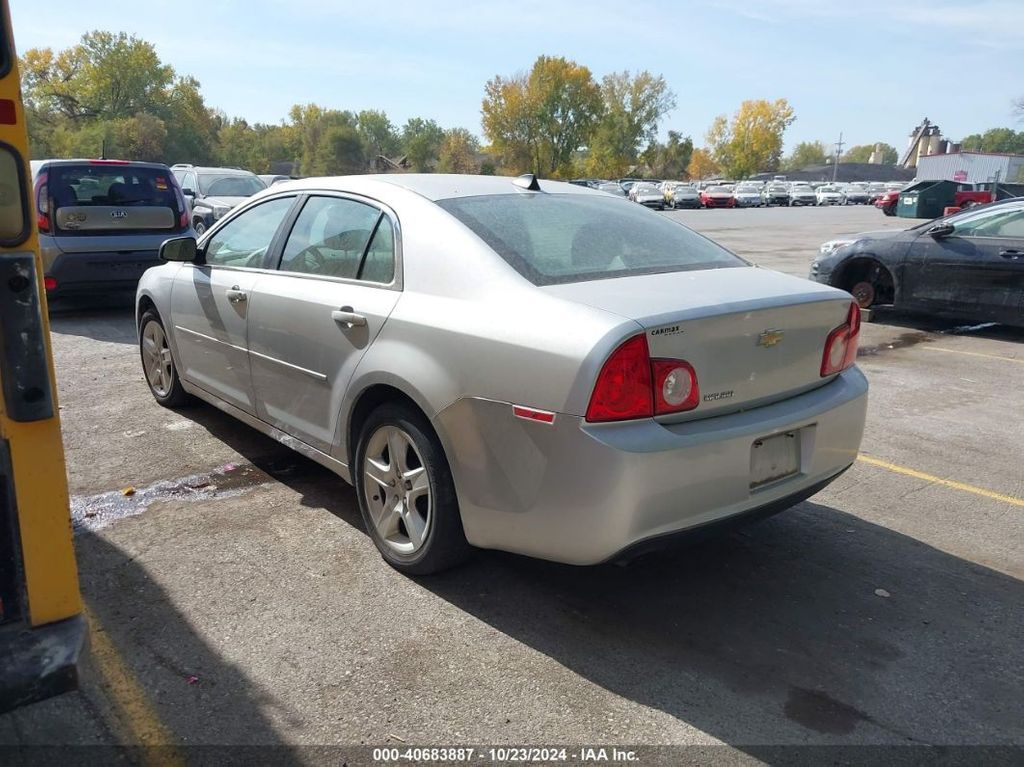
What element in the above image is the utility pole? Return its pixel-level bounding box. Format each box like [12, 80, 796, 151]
[832, 131, 844, 183]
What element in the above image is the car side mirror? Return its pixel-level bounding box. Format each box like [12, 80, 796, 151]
[160, 236, 198, 263]
[928, 223, 955, 239]
[181, 188, 195, 198]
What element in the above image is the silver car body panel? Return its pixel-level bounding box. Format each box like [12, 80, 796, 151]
[137, 174, 868, 564]
[436, 367, 866, 564]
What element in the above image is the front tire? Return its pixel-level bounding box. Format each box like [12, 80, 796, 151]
[193, 219, 207, 235]
[354, 402, 471, 575]
[139, 310, 191, 408]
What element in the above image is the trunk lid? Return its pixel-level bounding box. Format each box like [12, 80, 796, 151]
[543, 267, 854, 421]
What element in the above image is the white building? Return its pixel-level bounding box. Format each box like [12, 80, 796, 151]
[915, 152, 1024, 185]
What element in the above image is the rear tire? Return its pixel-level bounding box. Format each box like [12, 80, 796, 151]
[354, 402, 471, 575]
[139, 310, 191, 408]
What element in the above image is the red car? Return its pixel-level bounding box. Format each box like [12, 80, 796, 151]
[874, 190, 900, 216]
[700, 185, 736, 208]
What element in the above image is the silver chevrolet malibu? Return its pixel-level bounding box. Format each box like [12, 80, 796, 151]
[136, 174, 868, 574]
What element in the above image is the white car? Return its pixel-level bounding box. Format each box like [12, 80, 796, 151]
[816, 186, 845, 206]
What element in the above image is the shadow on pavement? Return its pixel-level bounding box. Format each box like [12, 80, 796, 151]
[74, 528, 297, 751]
[48, 297, 137, 346]
[415, 502, 1023, 751]
[867, 310, 1024, 344]
[102, 398, 1024, 754]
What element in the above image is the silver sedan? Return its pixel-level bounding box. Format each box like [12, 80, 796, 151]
[137, 174, 868, 574]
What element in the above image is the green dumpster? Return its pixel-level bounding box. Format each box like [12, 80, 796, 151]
[897, 180, 959, 219]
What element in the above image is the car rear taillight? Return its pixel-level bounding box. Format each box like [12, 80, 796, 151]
[652, 359, 699, 415]
[820, 301, 861, 377]
[169, 174, 189, 228]
[586, 335, 700, 422]
[43, 276, 57, 292]
[33, 171, 50, 233]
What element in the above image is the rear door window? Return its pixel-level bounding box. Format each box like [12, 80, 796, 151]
[278, 196, 382, 279]
[49, 164, 182, 235]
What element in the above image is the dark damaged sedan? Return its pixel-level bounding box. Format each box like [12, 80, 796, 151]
[810, 198, 1024, 327]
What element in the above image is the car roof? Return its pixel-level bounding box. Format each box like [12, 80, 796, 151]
[267, 173, 604, 202]
[186, 166, 259, 175]
[31, 158, 170, 169]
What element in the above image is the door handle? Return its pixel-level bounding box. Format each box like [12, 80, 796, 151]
[225, 286, 248, 303]
[332, 308, 367, 328]
[999, 250, 1022, 259]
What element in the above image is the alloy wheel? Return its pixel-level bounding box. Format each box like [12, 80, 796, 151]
[361, 425, 432, 555]
[141, 320, 174, 397]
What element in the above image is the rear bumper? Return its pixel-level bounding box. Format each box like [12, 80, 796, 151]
[44, 250, 163, 297]
[436, 367, 868, 565]
[0, 615, 86, 714]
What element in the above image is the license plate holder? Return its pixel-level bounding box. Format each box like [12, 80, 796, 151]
[750, 430, 801, 488]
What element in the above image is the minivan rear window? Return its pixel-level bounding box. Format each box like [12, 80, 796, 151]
[48, 164, 183, 235]
[438, 193, 747, 286]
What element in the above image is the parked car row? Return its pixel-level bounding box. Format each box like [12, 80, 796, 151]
[577, 177, 910, 209]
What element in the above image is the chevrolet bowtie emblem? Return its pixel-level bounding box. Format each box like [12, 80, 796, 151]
[757, 329, 785, 347]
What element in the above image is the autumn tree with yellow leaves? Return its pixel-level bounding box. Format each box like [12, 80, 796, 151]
[482, 56, 604, 177]
[706, 99, 796, 179]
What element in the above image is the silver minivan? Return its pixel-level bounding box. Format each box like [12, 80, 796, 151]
[30, 159, 194, 299]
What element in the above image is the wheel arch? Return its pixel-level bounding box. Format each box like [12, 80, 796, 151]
[342, 374, 454, 471]
[830, 255, 898, 305]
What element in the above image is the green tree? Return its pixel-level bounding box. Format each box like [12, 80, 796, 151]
[289, 104, 362, 175]
[401, 117, 445, 172]
[163, 76, 217, 164]
[437, 128, 480, 174]
[116, 113, 167, 161]
[784, 140, 829, 170]
[959, 128, 1024, 154]
[585, 71, 675, 177]
[706, 98, 796, 178]
[357, 110, 401, 158]
[641, 131, 693, 178]
[21, 32, 172, 121]
[317, 125, 367, 175]
[843, 142, 897, 164]
[483, 56, 604, 176]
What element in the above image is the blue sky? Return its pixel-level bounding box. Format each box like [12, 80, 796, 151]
[11, 0, 1024, 154]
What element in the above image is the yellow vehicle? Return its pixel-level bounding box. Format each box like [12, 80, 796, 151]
[0, 0, 84, 712]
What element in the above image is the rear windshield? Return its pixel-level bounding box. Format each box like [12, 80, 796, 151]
[437, 193, 747, 286]
[49, 164, 182, 233]
[197, 173, 265, 197]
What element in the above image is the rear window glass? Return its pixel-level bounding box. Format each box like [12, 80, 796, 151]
[50, 165, 179, 210]
[438, 193, 747, 286]
[48, 164, 182, 234]
[197, 174, 266, 197]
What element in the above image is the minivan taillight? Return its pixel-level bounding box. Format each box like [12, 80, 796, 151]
[33, 171, 50, 233]
[820, 301, 861, 377]
[169, 173, 189, 229]
[586, 334, 701, 422]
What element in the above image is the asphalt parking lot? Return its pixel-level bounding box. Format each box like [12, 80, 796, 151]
[2, 205, 1022, 761]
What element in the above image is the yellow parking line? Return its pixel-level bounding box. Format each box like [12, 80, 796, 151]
[857, 455, 1024, 508]
[921, 346, 1024, 365]
[85, 605, 184, 765]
